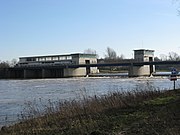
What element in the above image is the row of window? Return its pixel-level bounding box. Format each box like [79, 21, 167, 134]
[26, 56, 72, 62]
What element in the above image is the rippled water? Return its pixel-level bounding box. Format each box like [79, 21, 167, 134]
[0, 77, 179, 127]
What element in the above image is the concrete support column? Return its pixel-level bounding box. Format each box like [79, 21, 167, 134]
[128, 65, 155, 77]
[23, 69, 27, 79]
[42, 69, 45, 78]
[64, 68, 86, 77]
[42, 69, 49, 78]
[128, 63, 134, 77]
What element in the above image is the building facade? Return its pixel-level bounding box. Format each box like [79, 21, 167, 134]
[17, 53, 99, 78]
[129, 49, 155, 77]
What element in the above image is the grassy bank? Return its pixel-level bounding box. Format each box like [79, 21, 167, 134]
[0, 89, 180, 135]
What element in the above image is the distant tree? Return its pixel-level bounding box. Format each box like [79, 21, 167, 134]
[117, 54, 125, 60]
[104, 47, 117, 60]
[10, 59, 18, 67]
[0, 59, 18, 68]
[84, 48, 96, 54]
[168, 52, 180, 61]
[103, 47, 126, 71]
[0, 61, 10, 68]
[154, 56, 161, 61]
[174, 0, 180, 14]
[84, 48, 99, 58]
[159, 54, 168, 61]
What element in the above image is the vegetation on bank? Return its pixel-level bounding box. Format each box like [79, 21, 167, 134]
[0, 88, 180, 135]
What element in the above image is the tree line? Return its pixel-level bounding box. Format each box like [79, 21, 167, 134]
[84, 47, 180, 72]
[85, 47, 180, 62]
[154, 52, 180, 71]
[0, 59, 17, 68]
[84, 47, 125, 61]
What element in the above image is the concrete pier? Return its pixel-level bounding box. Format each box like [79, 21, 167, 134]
[64, 68, 87, 77]
[129, 49, 155, 77]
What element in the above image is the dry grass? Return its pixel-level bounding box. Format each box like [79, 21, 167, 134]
[0, 88, 179, 135]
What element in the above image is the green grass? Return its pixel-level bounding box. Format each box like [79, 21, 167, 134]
[144, 96, 177, 105]
[0, 89, 180, 135]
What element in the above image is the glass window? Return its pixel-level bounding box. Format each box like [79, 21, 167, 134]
[67, 56, 72, 60]
[52, 57, 58, 61]
[27, 58, 32, 61]
[39, 57, 46, 61]
[46, 57, 52, 61]
[59, 56, 66, 60]
[31, 58, 34, 61]
[36, 58, 39, 61]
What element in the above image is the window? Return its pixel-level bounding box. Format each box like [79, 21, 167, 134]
[36, 58, 39, 61]
[27, 58, 32, 61]
[67, 56, 72, 60]
[52, 57, 58, 61]
[59, 56, 66, 60]
[46, 57, 52, 61]
[39, 57, 46, 61]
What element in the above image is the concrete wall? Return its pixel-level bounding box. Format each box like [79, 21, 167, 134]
[129, 65, 153, 77]
[64, 68, 87, 77]
[90, 67, 99, 74]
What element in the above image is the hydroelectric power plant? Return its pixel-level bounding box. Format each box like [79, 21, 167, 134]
[1, 49, 179, 79]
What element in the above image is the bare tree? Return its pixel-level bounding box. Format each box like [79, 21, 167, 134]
[104, 47, 117, 60]
[0, 61, 10, 68]
[117, 54, 125, 60]
[160, 54, 168, 61]
[84, 48, 96, 54]
[10, 59, 18, 67]
[84, 48, 99, 58]
[154, 56, 161, 62]
[168, 52, 180, 61]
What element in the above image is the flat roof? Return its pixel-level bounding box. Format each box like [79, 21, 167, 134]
[19, 53, 96, 59]
[134, 49, 154, 52]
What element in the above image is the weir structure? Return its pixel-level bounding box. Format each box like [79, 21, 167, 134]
[0, 49, 158, 79]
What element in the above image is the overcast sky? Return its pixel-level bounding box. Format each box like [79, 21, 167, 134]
[0, 0, 180, 61]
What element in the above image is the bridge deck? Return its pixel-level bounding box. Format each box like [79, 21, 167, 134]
[12, 60, 180, 69]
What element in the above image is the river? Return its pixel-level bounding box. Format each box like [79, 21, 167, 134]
[0, 76, 179, 127]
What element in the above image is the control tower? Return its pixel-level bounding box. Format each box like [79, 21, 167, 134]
[129, 49, 155, 77]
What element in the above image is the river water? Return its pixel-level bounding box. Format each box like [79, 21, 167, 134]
[0, 76, 179, 127]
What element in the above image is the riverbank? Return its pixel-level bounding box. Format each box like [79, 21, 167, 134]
[0, 88, 179, 135]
